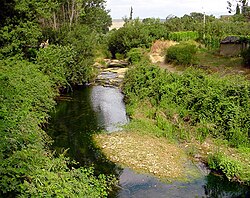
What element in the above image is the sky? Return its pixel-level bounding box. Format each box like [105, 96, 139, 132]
[105, 0, 230, 19]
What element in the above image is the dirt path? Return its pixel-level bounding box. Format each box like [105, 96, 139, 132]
[149, 40, 250, 79]
[149, 40, 183, 73]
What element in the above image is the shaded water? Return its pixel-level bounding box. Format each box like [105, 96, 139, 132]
[48, 85, 249, 198]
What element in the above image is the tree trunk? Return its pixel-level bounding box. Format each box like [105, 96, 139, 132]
[69, 0, 75, 27]
[53, 12, 57, 30]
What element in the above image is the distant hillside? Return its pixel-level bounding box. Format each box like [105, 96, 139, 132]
[109, 18, 166, 30]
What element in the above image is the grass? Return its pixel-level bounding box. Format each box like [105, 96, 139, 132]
[184, 138, 250, 184]
[195, 49, 250, 80]
[196, 50, 243, 68]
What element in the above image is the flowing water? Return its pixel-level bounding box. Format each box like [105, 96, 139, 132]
[47, 71, 249, 198]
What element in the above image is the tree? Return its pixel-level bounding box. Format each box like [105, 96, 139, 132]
[0, 0, 113, 196]
[36, 0, 111, 33]
[227, 0, 249, 14]
[0, 0, 56, 57]
[129, 6, 133, 20]
[236, 3, 241, 14]
[79, 5, 112, 33]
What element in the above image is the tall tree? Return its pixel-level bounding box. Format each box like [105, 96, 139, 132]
[40, 0, 111, 32]
[129, 6, 133, 20]
[236, 3, 241, 14]
[227, 0, 249, 14]
[0, 0, 56, 57]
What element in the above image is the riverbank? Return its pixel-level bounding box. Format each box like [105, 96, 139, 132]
[94, 110, 250, 186]
[92, 50, 250, 186]
[94, 131, 201, 181]
[119, 61, 250, 185]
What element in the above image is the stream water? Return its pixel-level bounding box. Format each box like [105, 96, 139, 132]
[47, 71, 249, 198]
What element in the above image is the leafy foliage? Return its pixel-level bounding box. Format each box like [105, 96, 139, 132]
[165, 42, 198, 65]
[108, 19, 168, 57]
[36, 45, 74, 87]
[167, 31, 199, 42]
[123, 63, 250, 147]
[123, 61, 250, 183]
[57, 24, 97, 84]
[126, 48, 148, 64]
[39, 24, 101, 85]
[165, 13, 250, 49]
[0, 0, 114, 196]
[208, 152, 243, 181]
[0, 56, 112, 197]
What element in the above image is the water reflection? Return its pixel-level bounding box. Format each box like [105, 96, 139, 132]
[47, 86, 122, 175]
[204, 174, 250, 198]
[116, 168, 249, 198]
[91, 86, 129, 132]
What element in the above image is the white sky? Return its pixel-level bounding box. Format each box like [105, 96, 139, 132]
[106, 0, 230, 19]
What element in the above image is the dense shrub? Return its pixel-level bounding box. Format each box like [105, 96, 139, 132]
[165, 42, 198, 65]
[37, 25, 98, 86]
[123, 61, 161, 101]
[208, 152, 243, 181]
[167, 31, 199, 42]
[126, 48, 148, 64]
[0, 57, 111, 197]
[108, 19, 168, 58]
[108, 22, 149, 58]
[0, 0, 113, 196]
[36, 45, 74, 87]
[165, 13, 250, 49]
[61, 25, 97, 84]
[115, 53, 125, 60]
[123, 63, 250, 147]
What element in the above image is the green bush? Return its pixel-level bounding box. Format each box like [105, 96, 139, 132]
[108, 19, 168, 57]
[115, 53, 125, 60]
[123, 61, 161, 101]
[61, 25, 97, 84]
[108, 22, 149, 58]
[36, 45, 75, 87]
[0, 57, 112, 197]
[123, 62, 250, 183]
[165, 42, 198, 65]
[126, 48, 147, 64]
[0, 1, 114, 196]
[167, 31, 199, 42]
[208, 152, 243, 181]
[123, 64, 250, 147]
[201, 36, 221, 49]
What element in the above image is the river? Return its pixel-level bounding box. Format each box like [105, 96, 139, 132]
[47, 70, 249, 198]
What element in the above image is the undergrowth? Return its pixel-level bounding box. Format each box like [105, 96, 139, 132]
[123, 61, 250, 183]
[0, 57, 114, 197]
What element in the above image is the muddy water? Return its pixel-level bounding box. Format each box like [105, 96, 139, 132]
[47, 70, 249, 198]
